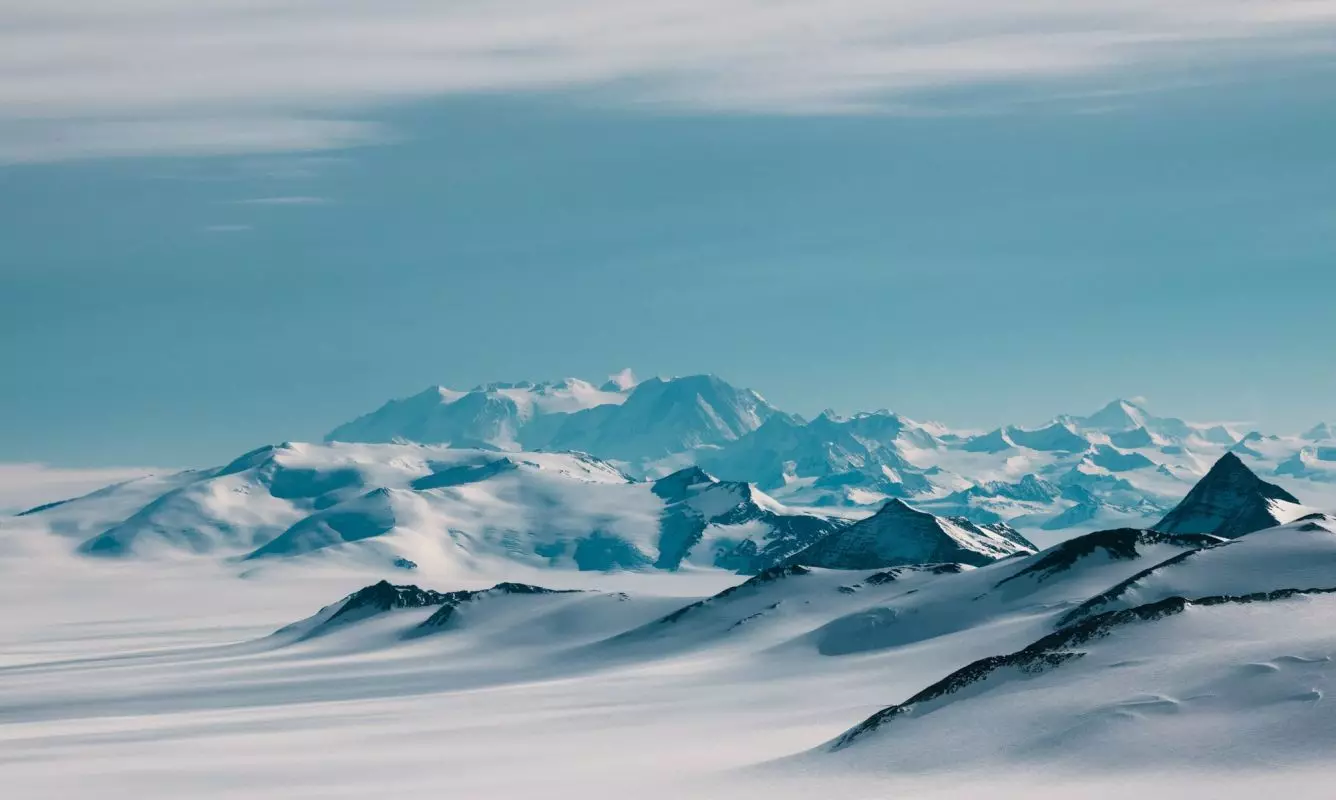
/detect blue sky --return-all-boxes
[2,1,1335,474]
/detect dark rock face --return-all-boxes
[1155,452,1300,539]
[790,500,1034,571]
[280,580,580,640]
[416,582,580,629]
[995,528,1222,589]
[649,467,850,574]
[410,458,517,490]
[573,534,653,571]
[656,565,812,624]
[650,466,715,502]
[325,580,455,625]
[865,563,966,586]
[830,585,1336,751]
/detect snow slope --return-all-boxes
[12,441,849,577]
[5,494,1336,797]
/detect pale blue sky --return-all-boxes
[2,2,1335,468]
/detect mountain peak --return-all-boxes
[791,498,1035,570]
[651,466,718,501]
[1303,422,1333,441]
[1080,398,1151,431]
[1154,452,1302,539]
[600,368,638,392]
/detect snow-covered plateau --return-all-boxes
[4,373,1336,798]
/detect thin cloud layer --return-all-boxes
[2,0,1335,162]
[235,196,329,205]
[0,463,164,513]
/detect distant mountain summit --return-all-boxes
[699,408,938,496]
[544,374,778,463]
[324,373,776,472]
[325,375,633,451]
[1154,452,1304,538]
[1077,398,1152,432]
[791,499,1036,569]
[1304,422,1334,441]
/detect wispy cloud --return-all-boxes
[234,196,329,206]
[2,0,1334,162]
[0,463,166,514]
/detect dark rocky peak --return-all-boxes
[651,466,719,501]
[1155,453,1301,539]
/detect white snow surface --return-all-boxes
[7,508,1336,797]
[10,389,1336,797]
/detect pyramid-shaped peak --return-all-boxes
[790,497,1034,570]
[1154,452,1301,539]
[1303,422,1333,441]
[1205,450,1253,476]
[1198,452,1296,495]
[1081,398,1152,431]
[651,466,719,501]
[876,497,925,516]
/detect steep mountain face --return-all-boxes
[1073,397,1195,439]
[1154,452,1304,538]
[545,374,779,464]
[1076,398,1152,432]
[650,467,850,573]
[698,409,936,496]
[790,499,1036,570]
[1107,426,1160,449]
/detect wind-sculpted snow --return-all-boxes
[1057,516,1336,627]
[654,564,814,625]
[830,586,1336,754]
[26,442,861,575]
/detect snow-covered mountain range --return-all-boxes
[11,371,1334,576]
[6,372,1336,797]
[322,372,1336,534]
